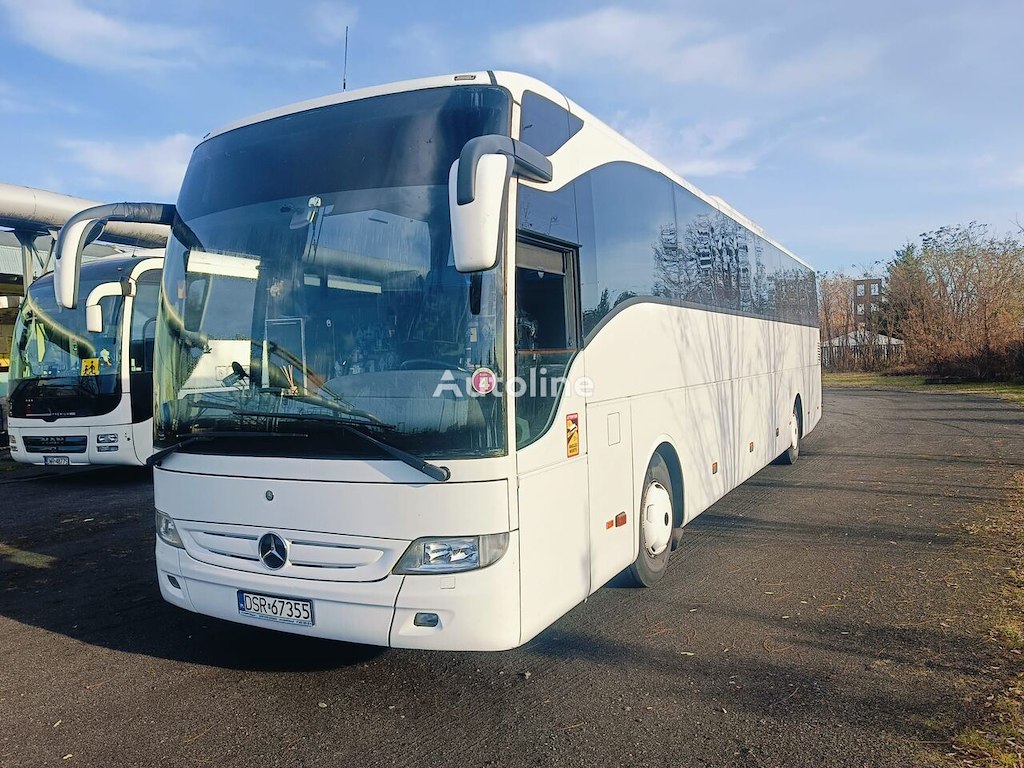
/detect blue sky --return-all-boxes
[0,0,1022,273]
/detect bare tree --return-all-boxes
[886,223,1024,379]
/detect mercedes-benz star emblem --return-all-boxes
[258,532,288,570]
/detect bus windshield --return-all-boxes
[9,272,124,418]
[155,85,511,460]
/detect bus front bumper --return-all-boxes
[156,531,522,651]
[8,423,143,466]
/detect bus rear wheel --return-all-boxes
[625,454,674,587]
[778,404,800,465]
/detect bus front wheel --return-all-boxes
[625,454,674,587]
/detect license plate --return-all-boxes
[237,590,314,627]
[44,456,70,466]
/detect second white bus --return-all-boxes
[8,252,163,465]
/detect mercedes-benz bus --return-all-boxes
[8,251,163,465]
[53,72,820,650]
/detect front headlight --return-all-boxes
[394,533,509,575]
[155,510,184,548]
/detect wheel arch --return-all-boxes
[652,441,684,529]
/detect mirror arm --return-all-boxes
[456,135,553,206]
[55,201,177,266]
[84,281,129,309]
[84,278,135,333]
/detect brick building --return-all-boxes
[853,277,882,328]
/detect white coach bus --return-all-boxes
[8,250,164,465]
[54,72,820,650]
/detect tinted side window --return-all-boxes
[672,187,753,312]
[519,91,583,156]
[130,269,161,373]
[577,163,675,335]
[806,269,820,326]
[775,251,802,323]
[545,159,816,331]
[748,236,772,317]
[761,239,784,321]
[517,182,579,245]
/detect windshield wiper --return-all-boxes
[253,351,389,426]
[147,430,308,467]
[235,410,451,482]
[234,409,393,431]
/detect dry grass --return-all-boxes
[823,373,1024,407]
[934,474,1024,767]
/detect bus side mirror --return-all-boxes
[54,216,106,309]
[449,135,553,273]
[84,279,134,333]
[54,201,177,309]
[85,304,104,335]
[449,154,512,273]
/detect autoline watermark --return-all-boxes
[433,368,595,398]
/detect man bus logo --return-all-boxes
[258,533,288,570]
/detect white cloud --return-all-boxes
[388,24,452,74]
[617,113,757,178]
[60,133,198,198]
[0,80,30,114]
[1006,164,1024,188]
[764,38,881,92]
[0,78,82,115]
[493,7,743,85]
[808,134,967,175]
[493,5,879,92]
[310,1,358,46]
[0,0,202,72]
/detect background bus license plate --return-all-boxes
[44,456,70,466]
[237,591,314,626]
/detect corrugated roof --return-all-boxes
[0,244,23,276]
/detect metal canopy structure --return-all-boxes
[0,182,170,296]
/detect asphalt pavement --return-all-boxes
[1,388,1022,768]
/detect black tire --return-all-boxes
[778,404,800,465]
[624,453,674,588]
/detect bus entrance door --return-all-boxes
[513,237,591,642]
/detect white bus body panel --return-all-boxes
[576,303,820,595]
[155,463,512,538]
[154,462,522,650]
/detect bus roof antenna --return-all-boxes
[343,25,349,90]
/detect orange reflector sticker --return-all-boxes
[749,441,754,453]
[605,520,614,530]
[615,512,627,527]
[711,461,718,475]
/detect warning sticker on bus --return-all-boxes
[566,413,579,457]
[80,358,99,376]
